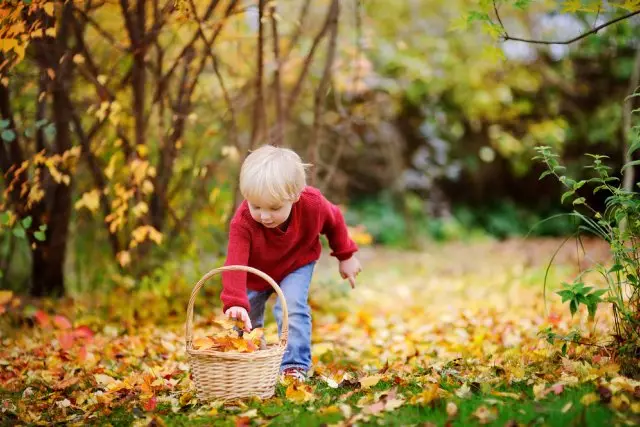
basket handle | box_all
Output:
[185,265,289,348]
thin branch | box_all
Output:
[281,0,312,63]
[284,0,337,121]
[151,0,227,103]
[271,1,284,146]
[494,6,640,45]
[212,54,240,150]
[308,0,339,186]
[250,0,267,149]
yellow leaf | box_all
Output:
[285,383,315,403]
[94,374,116,386]
[116,251,131,268]
[72,54,84,64]
[0,39,18,52]
[1,77,8,87]
[192,337,215,350]
[142,179,154,194]
[615,0,640,12]
[43,2,54,16]
[360,374,382,389]
[561,402,572,413]
[74,189,100,213]
[97,75,107,85]
[0,290,13,305]
[446,401,458,417]
[45,27,56,38]
[580,392,598,406]
[132,202,148,218]
[562,0,583,13]
[13,44,25,60]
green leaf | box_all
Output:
[556,290,573,302]
[39,224,47,231]
[44,123,56,140]
[573,197,586,205]
[561,191,575,204]
[21,216,32,229]
[1,129,16,143]
[0,212,9,226]
[12,228,26,238]
[561,342,567,355]
[0,119,9,129]
[24,127,34,138]
[621,159,640,172]
[34,230,46,242]
[539,170,553,180]
[513,0,532,9]
[590,289,608,298]
[35,119,48,128]
[569,300,578,316]
[608,264,624,273]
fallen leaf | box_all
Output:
[473,405,497,424]
[143,396,157,412]
[285,383,315,403]
[456,383,473,399]
[94,374,116,386]
[580,392,599,406]
[597,385,612,403]
[446,401,458,417]
[53,315,72,329]
[0,290,12,305]
[561,402,572,413]
[360,374,383,389]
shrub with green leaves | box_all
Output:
[534,112,640,361]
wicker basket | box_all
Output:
[185,265,289,401]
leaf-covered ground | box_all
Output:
[2,238,640,426]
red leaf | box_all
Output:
[58,332,75,350]
[76,345,88,362]
[53,315,72,329]
[34,310,50,327]
[143,396,157,412]
[73,325,94,341]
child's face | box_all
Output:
[247,196,296,229]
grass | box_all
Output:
[88,380,621,427]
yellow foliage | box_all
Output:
[75,189,101,213]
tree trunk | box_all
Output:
[29,1,75,297]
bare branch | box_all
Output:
[250,0,267,149]
[271,1,284,146]
[493,4,640,45]
[284,0,337,121]
[308,0,339,186]
[281,0,312,62]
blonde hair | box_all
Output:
[240,145,309,204]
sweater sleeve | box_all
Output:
[320,195,358,261]
[220,220,251,313]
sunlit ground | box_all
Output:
[4,237,639,426]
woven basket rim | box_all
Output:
[186,342,285,360]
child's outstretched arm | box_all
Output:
[319,195,362,287]
[221,221,252,330]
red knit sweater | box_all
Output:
[220,186,358,312]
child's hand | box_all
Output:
[339,256,362,289]
[224,306,252,331]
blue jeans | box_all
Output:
[247,262,315,372]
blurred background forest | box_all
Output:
[0,0,639,303]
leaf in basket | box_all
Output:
[213,317,245,331]
[230,337,249,352]
[244,328,263,342]
[192,337,215,350]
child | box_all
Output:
[221,144,362,382]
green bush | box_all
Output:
[534,133,640,370]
